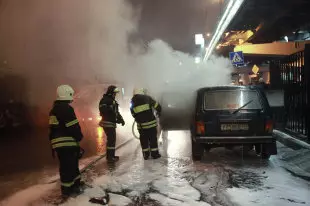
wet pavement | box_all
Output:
[13,130,307,206]
[0,120,133,201]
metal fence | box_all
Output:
[271,44,310,141]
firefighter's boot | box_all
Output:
[152,153,161,159]
[107,156,119,163]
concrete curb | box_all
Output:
[80,138,133,173]
[46,138,134,184]
[273,129,310,150]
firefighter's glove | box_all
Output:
[79,147,85,159]
[121,120,125,126]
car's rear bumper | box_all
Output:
[194,135,276,144]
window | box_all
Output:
[204,90,262,110]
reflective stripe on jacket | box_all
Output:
[50,136,79,149]
[99,120,117,128]
[49,101,83,149]
[130,94,161,130]
[99,94,124,128]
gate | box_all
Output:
[273,44,310,141]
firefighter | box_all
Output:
[99,85,125,163]
[49,85,84,197]
[130,88,162,160]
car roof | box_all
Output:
[197,85,259,93]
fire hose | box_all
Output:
[131,115,161,140]
[132,120,140,139]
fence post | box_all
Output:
[305,44,310,141]
[269,60,282,89]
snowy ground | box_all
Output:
[1,130,310,206]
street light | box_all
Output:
[195,34,204,45]
[203,0,245,62]
[195,33,205,49]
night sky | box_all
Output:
[130,0,224,53]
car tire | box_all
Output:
[261,144,271,160]
[192,138,204,161]
[256,143,271,160]
[254,144,261,155]
[242,144,253,153]
[261,153,271,160]
[204,145,211,153]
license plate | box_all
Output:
[221,124,249,131]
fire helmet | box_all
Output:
[133,88,147,95]
[57,85,74,101]
[106,85,120,96]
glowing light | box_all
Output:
[207,33,211,37]
[203,0,245,62]
[284,36,288,42]
[88,117,93,121]
[195,34,204,45]
[97,127,103,138]
[97,116,101,121]
[195,57,201,64]
[96,127,104,154]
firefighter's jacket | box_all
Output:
[99,94,124,128]
[49,101,83,150]
[130,94,161,130]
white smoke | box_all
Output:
[0,0,233,125]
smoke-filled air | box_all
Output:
[0,0,233,125]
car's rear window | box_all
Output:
[204,90,262,110]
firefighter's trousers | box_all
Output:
[56,147,81,195]
[138,127,160,159]
[103,127,116,159]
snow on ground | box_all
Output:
[62,156,212,206]
[2,131,310,206]
[276,142,310,180]
[61,147,310,206]
[227,168,310,206]
[273,130,310,150]
[60,191,133,206]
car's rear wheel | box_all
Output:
[254,144,262,155]
[204,145,211,153]
[261,152,271,160]
[261,144,271,159]
[192,138,204,161]
[255,143,271,160]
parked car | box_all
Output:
[191,86,277,160]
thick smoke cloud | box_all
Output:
[0,0,233,125]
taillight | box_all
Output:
[196,121,205,135]
[265,120,273,133]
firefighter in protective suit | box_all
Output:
[99,85,125,163]
[49,85,84,197]
[130,88,162,160]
